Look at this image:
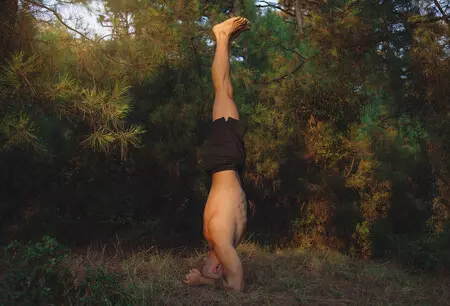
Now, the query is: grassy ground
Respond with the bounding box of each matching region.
[67,241,449,305]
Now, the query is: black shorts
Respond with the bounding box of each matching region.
[202,117,247,176]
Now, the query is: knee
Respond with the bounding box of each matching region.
[213,243,244,291]
[214,80,233,97]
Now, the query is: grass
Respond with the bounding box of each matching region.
[66,240,449,305]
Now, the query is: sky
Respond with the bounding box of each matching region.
[55,0,278,38]
[55,0,109,37]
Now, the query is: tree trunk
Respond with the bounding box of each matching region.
[0,0,18,59]
[294,0,304,37]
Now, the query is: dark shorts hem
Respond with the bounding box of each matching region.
[202,117,247,176]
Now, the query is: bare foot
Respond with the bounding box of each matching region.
[213,16,249,41]
[183,268,204,285]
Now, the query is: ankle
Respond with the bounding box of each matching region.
[215,31,230,41]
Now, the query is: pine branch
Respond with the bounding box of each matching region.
[261,53,319,84]
[256,1,295,17]
[339,0,361,16]
[431,0,450,24]
[261,61,302,84]
[26,0,91,41]
[276,44,307,60]
[377,108,412,128]
[411,16,449,24]
[25,0,136,69]
[0,113,47,154]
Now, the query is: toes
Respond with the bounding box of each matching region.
[234,20,247,30]
[238,17,248,27]
[183,275,190,284]
[235,17,245,25]
[232,18,249,35]
[233,17,248,28]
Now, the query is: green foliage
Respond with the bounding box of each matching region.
[71,267,136,305]
[0,236,137,305]
[353,221,371,257]
[0,236,69,305]
[0,0,448,276]
[394,226,450,272]
[0,50,145,160]
[0,51,39,97]
[0,113,47,154]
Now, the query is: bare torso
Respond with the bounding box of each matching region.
[203,170,247,247]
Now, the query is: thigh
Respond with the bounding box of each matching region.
[234,221,246,248]
[207,215,235,247]
[212,96,240,121]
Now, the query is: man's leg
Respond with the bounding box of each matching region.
[211,17,248,121]
[184,228,244,290]
[208,221,245,291]
[183,241,223,286]
[209,17,248,292]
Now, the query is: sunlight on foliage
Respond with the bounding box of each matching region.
[0,113,46,154]
[0,0,448,277]
[1,52,40,96]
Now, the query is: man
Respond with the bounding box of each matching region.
[183,16,249,292]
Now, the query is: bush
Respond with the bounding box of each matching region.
[70,266,136,305]
[0,236,69,305]
[394,226,450,273]
[0,236,137,305]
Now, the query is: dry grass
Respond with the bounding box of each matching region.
[68,241,449,305]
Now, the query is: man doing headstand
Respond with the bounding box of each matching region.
[183,16,249,292]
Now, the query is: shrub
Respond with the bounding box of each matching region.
[394,226,450,273]
[0,236,137,305]
[0,236,69,305]
[69,266,136,305]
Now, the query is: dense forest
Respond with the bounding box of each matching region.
[0,0,449,275]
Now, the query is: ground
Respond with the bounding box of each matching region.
[68,241,449,305]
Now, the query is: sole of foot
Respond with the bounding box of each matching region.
[213,16,249,40]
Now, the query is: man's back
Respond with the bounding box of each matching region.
[205,170,247,247]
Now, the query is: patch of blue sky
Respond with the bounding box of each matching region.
[42,0,110,37]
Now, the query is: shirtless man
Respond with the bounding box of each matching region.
[183,16,249,292]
